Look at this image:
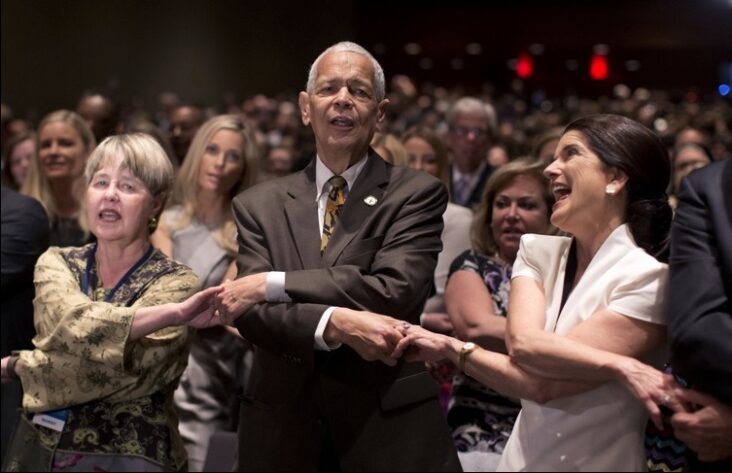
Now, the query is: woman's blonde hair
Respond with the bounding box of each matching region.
[371,132,409,167]
[81,133,174,234]
[21,110,96,221]
[470,158,555,256]
[168,114,259,256]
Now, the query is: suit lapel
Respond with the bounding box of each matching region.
[284,161,321,269]
[321,152,389,268]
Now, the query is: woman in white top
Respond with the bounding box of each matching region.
[394,114,678,471]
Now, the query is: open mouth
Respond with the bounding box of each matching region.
[99,209,121,222]
[330,116,355,129]
[552,184,571,203]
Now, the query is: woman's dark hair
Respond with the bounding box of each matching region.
[564,114,672,261]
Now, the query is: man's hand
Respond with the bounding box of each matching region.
[671,388,732,462]
[215,273,268,325]
[324,308,409,366]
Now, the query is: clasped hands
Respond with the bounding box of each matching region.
[175,273,267,329]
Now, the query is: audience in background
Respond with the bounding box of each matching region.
[152,115,258,471]
[371,131,410,167]
[76,90,121,143]
[21,110,96,247]
[1,131,35,190]
[445,158,554,471]
[669,142,713,210]
[169,104,205,164]
[447,97,497,209]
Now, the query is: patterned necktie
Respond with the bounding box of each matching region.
[321,175,348,253]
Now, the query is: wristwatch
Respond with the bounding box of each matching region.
[459,342,477,373]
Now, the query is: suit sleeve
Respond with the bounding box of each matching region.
[231,195,330,370]
[232,179,447,370]
[0,193,49,292]
[284,179,447,318]
[668,174,732,404]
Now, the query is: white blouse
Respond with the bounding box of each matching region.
[498,224,668,472]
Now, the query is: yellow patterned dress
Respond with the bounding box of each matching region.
[4,244,198,472]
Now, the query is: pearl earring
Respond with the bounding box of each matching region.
[605,183,617,195]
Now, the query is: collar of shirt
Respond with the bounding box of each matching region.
[315,154,368,201]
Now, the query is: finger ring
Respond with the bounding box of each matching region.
[662,393,672,404]
[401,322,411,330]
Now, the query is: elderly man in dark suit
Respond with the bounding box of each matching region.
[215,42,460,471]
[667,158,732,467]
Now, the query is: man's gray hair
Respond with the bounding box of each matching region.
[447,97,498,134]
[306,41,386,102]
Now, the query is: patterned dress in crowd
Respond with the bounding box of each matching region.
[5,244,198,472]
[446,250,521,471]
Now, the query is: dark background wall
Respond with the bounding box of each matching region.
[2,0,731,121]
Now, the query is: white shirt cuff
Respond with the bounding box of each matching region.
[314,307,342,351]
[265,271,291,302]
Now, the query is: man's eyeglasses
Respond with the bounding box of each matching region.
[452,126,489,138]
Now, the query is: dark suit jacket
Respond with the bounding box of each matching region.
[1,187,50,356]
[232,153,460,471]
[668,159,732,404]
[448,162,493,209]
[1,187,49,462]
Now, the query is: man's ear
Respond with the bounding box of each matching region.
[375,98,389,125]
[298,91,311,126]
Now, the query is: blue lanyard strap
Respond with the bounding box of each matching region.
[82,243,155,303]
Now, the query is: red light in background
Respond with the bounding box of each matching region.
[516,52,533,79]
[590,54,608,80]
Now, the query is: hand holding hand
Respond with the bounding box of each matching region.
[391,325,458,364]
[671,388,732,462]
[615,358,687,429]
[176,286,224,329]
[215,273,267,325]
[325,308,408,367]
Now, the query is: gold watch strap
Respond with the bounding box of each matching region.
[459,342,476,373]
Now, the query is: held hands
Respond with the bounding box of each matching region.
[325,308,413,367]
[614,358,689,430]
[214,273,267,325]
[391,325,457,364]
[175,286,225,329]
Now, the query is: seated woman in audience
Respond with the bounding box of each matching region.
[402,127,472,407]
[21,110,96,247]
[1,133,222,472]
[445,158,554,471]
[2,130,35,190]
[395,114,675,471]
[668,142,712,210]
[152,114,258,471]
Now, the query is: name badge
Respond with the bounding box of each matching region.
[32,408,69,432]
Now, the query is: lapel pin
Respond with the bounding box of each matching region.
[364,195,378,206]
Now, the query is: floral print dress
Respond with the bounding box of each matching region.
[446,250,521,458]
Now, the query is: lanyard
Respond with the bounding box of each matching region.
[82,243,155,303]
